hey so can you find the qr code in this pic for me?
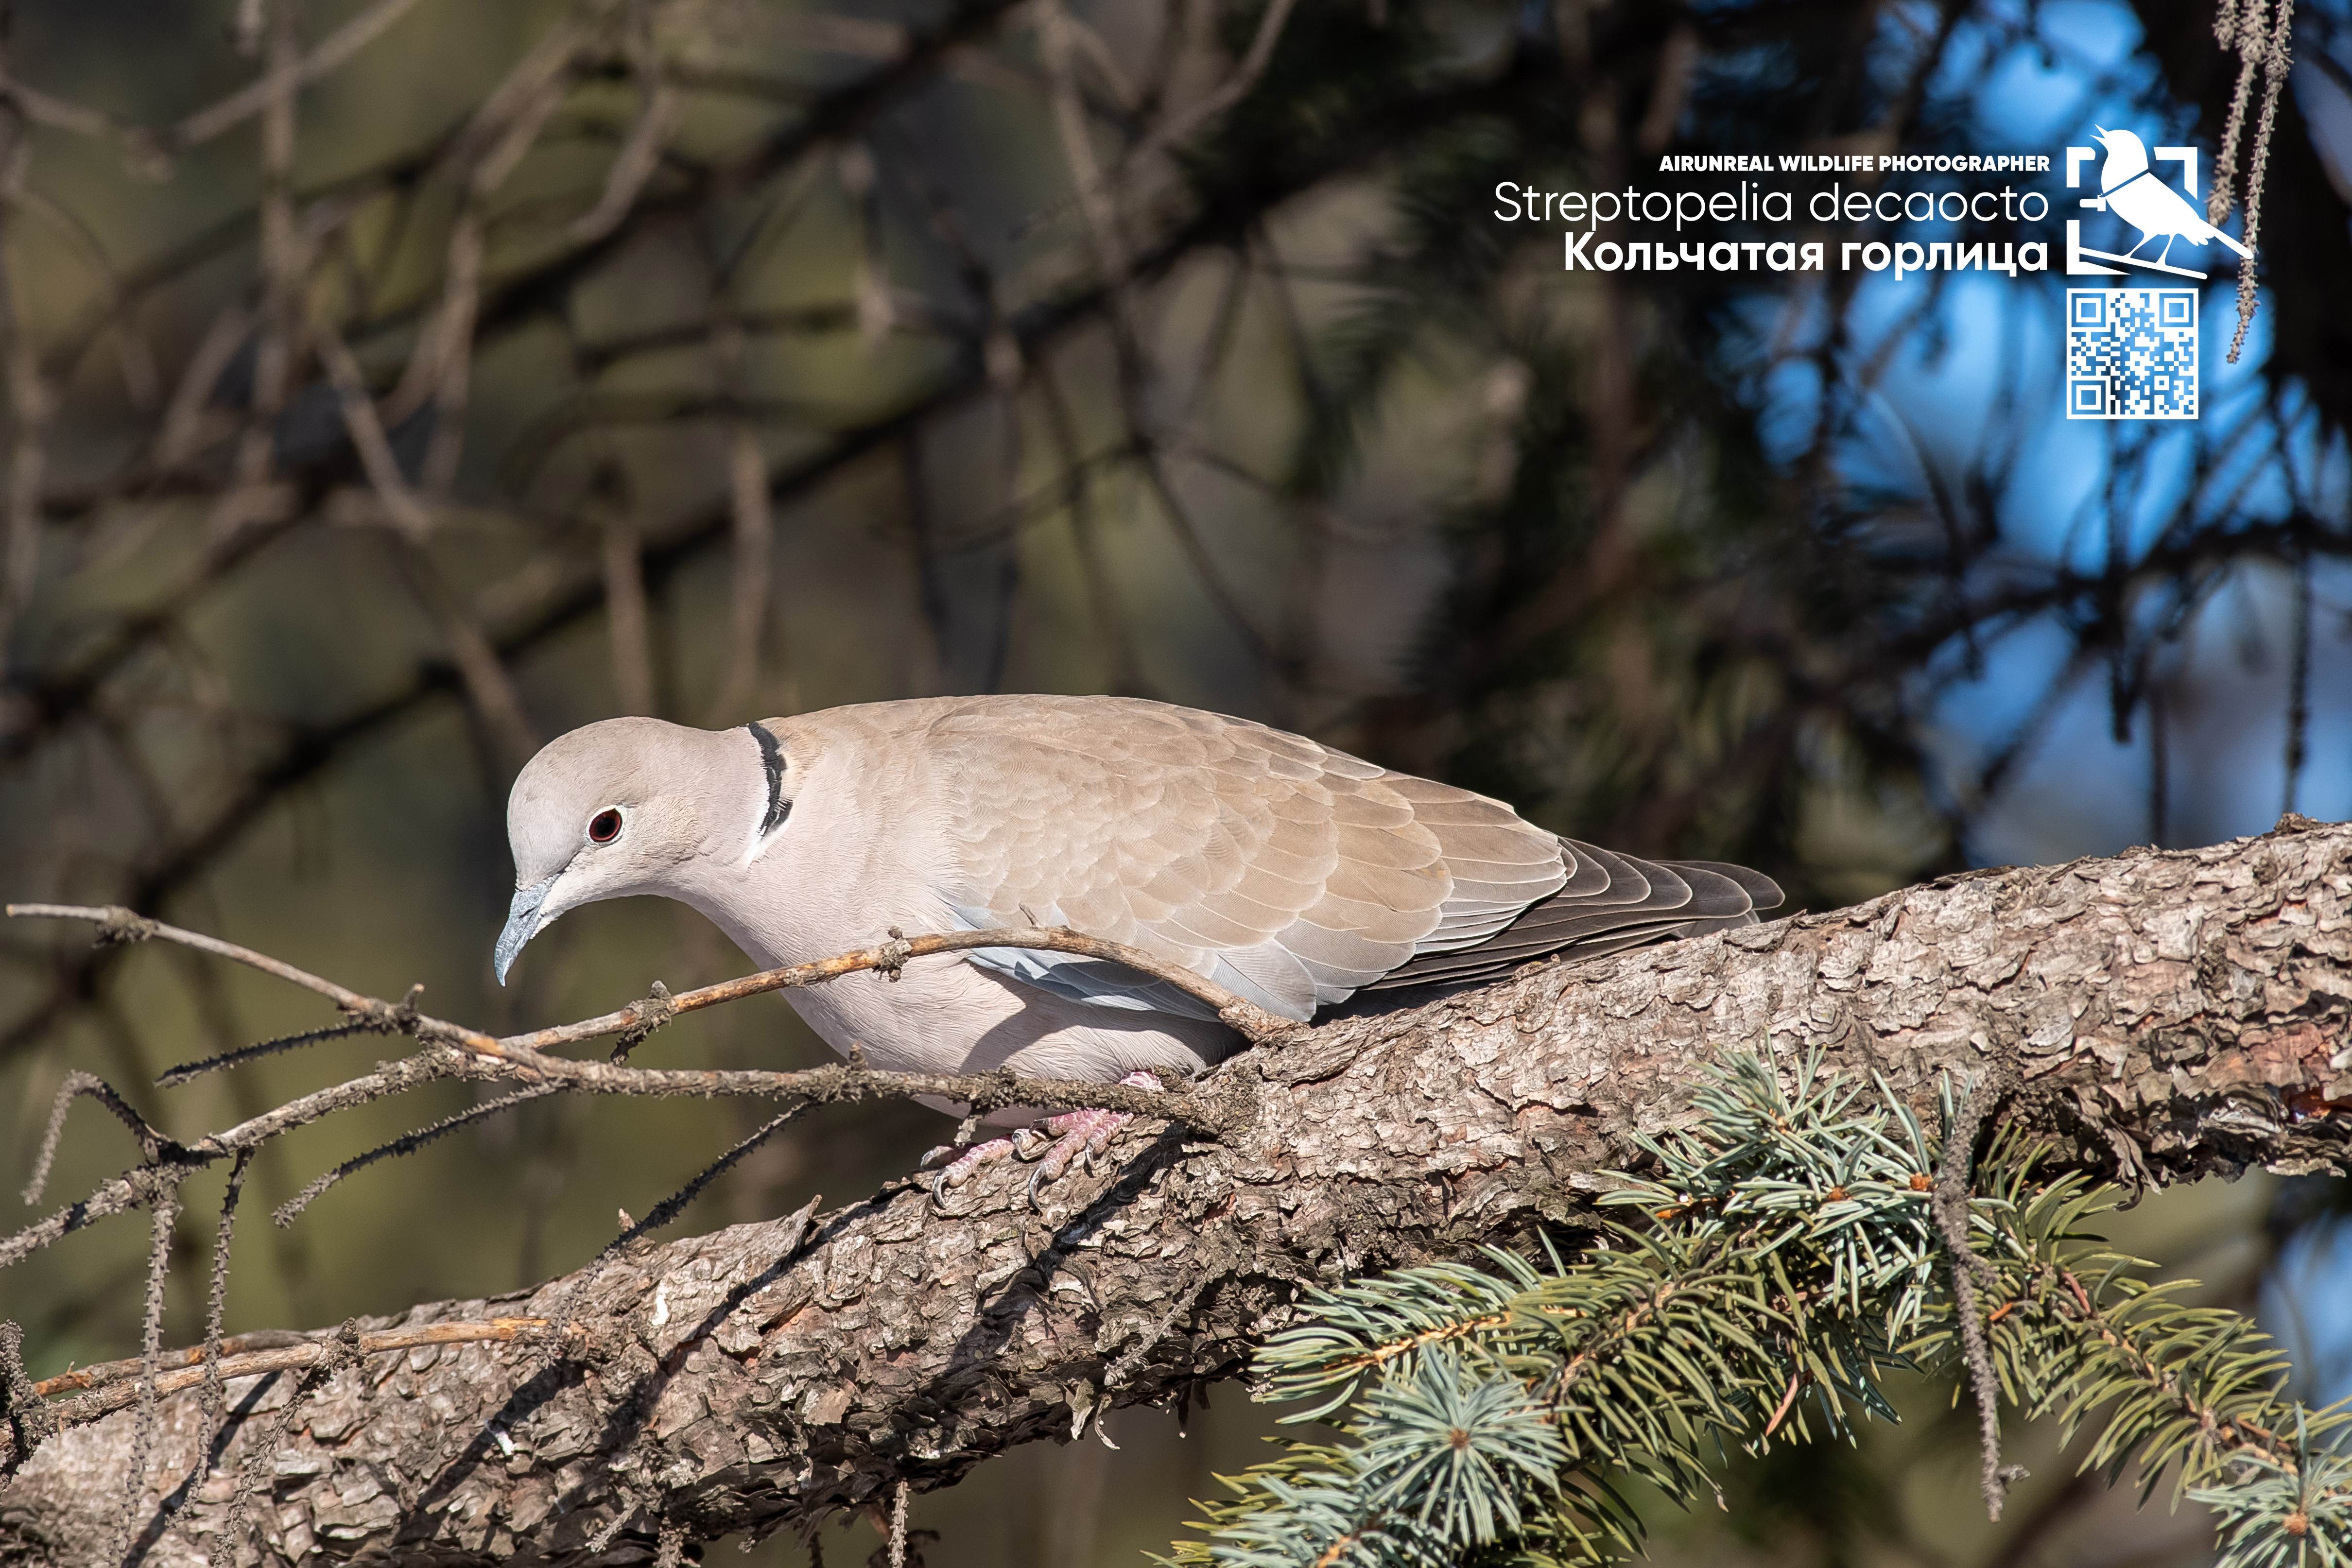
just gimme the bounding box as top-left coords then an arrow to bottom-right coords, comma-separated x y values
2066,288 -> 2197,420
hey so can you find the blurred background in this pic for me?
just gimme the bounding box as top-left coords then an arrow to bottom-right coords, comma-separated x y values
0,0 -> 2349,1561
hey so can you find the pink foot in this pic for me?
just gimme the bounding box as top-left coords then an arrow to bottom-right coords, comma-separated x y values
925,1073 -> 1163,1210
926,1129 -> 1042,1207
1023,1071 -> 1162,1206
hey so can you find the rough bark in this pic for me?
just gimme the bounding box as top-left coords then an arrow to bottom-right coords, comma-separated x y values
7,821 -> 2352,1564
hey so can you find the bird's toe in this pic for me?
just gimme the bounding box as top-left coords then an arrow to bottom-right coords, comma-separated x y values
929,1135 -> 1016,1209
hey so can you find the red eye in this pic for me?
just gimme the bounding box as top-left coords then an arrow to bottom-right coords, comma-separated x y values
588,809 -> 623,844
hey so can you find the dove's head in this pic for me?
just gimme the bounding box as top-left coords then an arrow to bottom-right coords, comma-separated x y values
2092,127 -> 2151,176
494,718 -> 781,982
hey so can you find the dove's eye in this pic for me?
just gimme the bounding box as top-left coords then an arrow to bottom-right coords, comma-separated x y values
587,808 -> 623,844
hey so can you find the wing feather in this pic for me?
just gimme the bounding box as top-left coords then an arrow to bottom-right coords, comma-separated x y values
920,696 -> 1780,1022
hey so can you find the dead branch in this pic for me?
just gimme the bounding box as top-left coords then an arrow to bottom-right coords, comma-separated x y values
173,0 -> 432,152
3,904 -> 1298,1056
0,903 -> 1279,1272
34,1320 -> 577,1417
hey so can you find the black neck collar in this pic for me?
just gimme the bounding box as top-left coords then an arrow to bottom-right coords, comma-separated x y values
745,723 -> 790,834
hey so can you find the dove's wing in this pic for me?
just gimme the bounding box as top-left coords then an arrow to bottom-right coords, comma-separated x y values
921,696 -> 1779,1021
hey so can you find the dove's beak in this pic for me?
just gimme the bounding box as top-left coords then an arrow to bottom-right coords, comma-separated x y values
494,875 -> 558,984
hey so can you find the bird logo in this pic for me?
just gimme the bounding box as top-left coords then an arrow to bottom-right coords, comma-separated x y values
2066,128 -> 2249,278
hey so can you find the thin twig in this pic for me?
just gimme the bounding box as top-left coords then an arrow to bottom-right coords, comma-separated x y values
208,1319 -> 363,1568
116,1177 -> 183,1564
1020,0 -> 1301,235
566,5 -> 678,246
1038,0 -> 1287,678
199,1151 -> 255,1451
6,903 -> 1298,1059
274,1083 -> 565,1225
0,908 -> 1272,1279
156,1018 -> 385,1088
36,1317 -> 577,1422
173,0 -> 432,151
382,539 -> 543,770
601,1106 -> 809,1259
709,323 -> 775,724
1,1050 -> 470,1271
1934,1067 -> 2020,1521
2217,0 -> 2295,362
314,313 -> 433,534
22,1070 -> 170,1204
230,0 -> 304,494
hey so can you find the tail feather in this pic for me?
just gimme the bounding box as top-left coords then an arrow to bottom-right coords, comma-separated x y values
1357,843 -> 1784,996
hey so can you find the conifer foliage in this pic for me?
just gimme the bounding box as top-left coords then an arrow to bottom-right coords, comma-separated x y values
1169,1056 -> 2352,1567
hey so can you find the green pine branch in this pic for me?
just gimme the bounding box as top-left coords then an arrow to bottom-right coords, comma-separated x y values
1163,1052 -> 2351,1568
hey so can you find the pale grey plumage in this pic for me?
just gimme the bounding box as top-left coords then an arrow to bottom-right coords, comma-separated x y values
495,695 -> 1781,1107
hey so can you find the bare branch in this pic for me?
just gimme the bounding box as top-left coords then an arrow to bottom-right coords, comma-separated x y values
596,1105 -> 809,1258
156,1018 -> 385,1090
5,903 -> 1300,1056
6,904 -> 369,1011
173,0 -> 432,151
564,9 -> 679,246
0,78 -> 113,140
21,1070 -> 170,1205
594,462 -> 659,715
273,1084 -> 565,1225
196,1149 -> 254,1460
709,324 -> 775,724
381,539 -> 544,771
115,1180 -> 181,1563
0,55 -> 50,681
312,314 -> 433,534
36,1318 -> 578,1422
0,908 -> 1283,1277
230,0 -> 306,492
0,1051 -> 467,1271
1022,0 -> 1301,238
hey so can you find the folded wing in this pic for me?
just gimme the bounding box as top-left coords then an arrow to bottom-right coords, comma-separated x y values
927,696 -> 1781,1022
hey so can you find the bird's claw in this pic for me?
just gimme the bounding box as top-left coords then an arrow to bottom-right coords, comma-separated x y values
1023,1072 -> 1162,1209
928,1135 -> 1015,1210
926,1072 -> 1164,1211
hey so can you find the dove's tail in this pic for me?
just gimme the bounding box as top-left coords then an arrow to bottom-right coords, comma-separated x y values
2206,222 -> 2251,259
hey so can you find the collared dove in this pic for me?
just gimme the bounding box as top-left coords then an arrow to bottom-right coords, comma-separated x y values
495,695 -> 1781,1194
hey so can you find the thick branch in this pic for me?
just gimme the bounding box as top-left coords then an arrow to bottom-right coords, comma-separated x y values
8,823 -> 2352,1563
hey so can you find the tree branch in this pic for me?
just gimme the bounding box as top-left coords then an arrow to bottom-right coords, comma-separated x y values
3,902 -> 1297,1065
6,822 -> 2352,1560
